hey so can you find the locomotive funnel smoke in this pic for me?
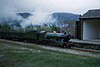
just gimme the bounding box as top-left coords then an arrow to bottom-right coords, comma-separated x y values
21,10 -> 57,27
0,0 -> 57,27
0,0 -> 100,27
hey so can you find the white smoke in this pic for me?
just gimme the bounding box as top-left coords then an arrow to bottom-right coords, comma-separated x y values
0,0 -> 57,27
21,11 -> 56,27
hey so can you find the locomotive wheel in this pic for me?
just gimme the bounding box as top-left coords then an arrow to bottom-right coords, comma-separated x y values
62,44 -> 67,48
62,43 -> 71,48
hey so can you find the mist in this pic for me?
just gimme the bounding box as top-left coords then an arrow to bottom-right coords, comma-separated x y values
0,0 -> 100,27
21,10 -> 56,27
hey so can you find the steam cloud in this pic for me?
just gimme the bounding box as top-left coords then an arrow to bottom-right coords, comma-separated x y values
0,0 -> 57,27
22,11 -> 56,26
0,0 -> 100,27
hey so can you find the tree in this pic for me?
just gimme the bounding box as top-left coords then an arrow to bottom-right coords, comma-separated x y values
0,23 -> 12,32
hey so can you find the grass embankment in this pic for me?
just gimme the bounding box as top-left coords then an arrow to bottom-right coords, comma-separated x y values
0,41 -> 100,67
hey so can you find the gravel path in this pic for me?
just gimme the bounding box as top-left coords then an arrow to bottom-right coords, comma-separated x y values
0,39 -> 100,58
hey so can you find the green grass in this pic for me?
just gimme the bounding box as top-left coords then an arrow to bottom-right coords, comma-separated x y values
0,41 -> 100,67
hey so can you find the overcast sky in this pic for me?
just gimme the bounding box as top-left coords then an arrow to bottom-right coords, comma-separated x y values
0,0 -> 100,14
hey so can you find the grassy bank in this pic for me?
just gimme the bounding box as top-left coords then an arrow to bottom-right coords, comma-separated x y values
0,41 -> 100,67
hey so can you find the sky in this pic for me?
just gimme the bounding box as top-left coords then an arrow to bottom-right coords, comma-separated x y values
0,0 -> 100,26
0,0 -> 100,14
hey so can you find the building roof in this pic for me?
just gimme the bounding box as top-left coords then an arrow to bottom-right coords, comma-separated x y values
81,9 -> 100,19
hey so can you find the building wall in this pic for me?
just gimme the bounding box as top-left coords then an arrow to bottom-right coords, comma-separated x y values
75,21 -> 81,39
83,20 -> 100,40
99,22 -> 100,38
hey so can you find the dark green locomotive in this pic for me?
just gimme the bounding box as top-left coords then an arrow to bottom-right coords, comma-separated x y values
0,31 -> 72,47
44,32 -> 72,47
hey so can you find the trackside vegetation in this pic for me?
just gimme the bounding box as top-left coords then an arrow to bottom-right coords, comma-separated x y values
0,41 -> 100,67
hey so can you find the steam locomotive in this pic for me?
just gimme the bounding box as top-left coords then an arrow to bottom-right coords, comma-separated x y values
0,31 -> 74,47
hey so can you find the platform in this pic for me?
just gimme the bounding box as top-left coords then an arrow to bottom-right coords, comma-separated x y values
69,39 -> 100,46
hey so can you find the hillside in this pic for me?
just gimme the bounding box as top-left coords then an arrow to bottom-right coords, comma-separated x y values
17,12 -> 32,19
52,13 -> 79,21
17,12 -> 79,21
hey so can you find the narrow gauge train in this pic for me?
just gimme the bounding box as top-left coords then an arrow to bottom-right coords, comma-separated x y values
0,31 -> 73,47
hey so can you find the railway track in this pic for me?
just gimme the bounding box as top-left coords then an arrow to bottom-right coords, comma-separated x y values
71,47 -> 100,54
0,39 -> 100,58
